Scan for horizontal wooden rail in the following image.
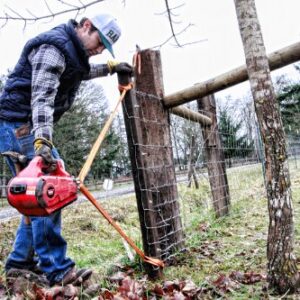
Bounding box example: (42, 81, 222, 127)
(164, 41, 300, 108)
(170, 106, 212, 125)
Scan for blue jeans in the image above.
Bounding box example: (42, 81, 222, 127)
(0, 120, 75, 285)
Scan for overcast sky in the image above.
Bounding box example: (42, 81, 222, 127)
(0, 0, 300, 105)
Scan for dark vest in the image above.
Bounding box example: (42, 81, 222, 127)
(0, 20, 90, 122)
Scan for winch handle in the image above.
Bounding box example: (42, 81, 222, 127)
(17, 156, 71, 178)
(48, 160, 72, 177)
(17, 156, 45, 177)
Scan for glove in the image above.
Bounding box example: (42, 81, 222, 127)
(34, 138, 57, 170)
(107, 60, 133, 75)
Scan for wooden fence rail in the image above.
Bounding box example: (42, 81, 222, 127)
(164, 41, 300, 107)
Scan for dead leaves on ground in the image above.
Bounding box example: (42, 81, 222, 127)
(99, 270, 266, 299)
(211, 271, 266, 294)
(0, 269, 266, 299)
(0, 275, 100, 300)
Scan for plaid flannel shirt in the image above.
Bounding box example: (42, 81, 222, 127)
(28, 44, 109, 141)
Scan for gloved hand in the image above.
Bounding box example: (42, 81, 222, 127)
(107, 60, 133, 75)
(34, 138, 57, 170)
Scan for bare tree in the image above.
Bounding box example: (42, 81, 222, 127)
(0, 0, 104, 29)
(0, 0, 205, 48)
(153, 1, 207, 48)
(234, 0, 299, 294)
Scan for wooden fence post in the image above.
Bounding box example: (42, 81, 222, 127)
(197, 95, 230, 217)
(118, 49, 184, 278)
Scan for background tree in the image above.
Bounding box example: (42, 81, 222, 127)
(54, 80, 123, 180)
(0, 74, 6, 91)
(111, 113, 131, 177)
(0, 75, 9, 198)
(218, 104, 254, 167)
(170, 102, 204, 170)
(277, 83, 300, 135)
(275, 71, 300, 160)
(0, 0, 199, 49)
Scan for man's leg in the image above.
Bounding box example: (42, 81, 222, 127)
(1, 120, 90, 286)
(0, 121, 38, 272)
(5, 217, 37, 271)
(30, 211, 75, 286)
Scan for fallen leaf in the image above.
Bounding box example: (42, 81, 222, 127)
(199, 223, 210, 232)
(99, 288, 114, 299)
(163, 280, 176, 293)
(229, 271, 265, 284)
(182, 279, 198, 297)
(212, 274, 240, 293)
(152, 284, 164, 297)
(172, 290, 186, 300)
(108, 271, 126, 284)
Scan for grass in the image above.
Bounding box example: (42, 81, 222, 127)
(63, 194, 141, 275)
(0, 161, 300, 299)
(0, 198, 9, 209)
(165, 166, 268, 296)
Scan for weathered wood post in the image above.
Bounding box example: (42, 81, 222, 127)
(118, 49, 184, 278)
(197, 95, 230, 217)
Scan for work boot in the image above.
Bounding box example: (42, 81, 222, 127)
(72, 268, 93, 286)
(53, 267, 77, 286)
(30, 264, 44, 275)
(54, 267, 93, 286)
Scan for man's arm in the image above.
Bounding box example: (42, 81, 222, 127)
(83, 63, 110, 80)
(84, 62, 133, 80)
(28, 44, 66, 141)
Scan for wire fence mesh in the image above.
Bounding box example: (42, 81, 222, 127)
(1, 90, 300, 278)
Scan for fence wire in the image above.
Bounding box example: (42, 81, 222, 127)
(170, 96, 300, 262)
(1, 91, 300, 278)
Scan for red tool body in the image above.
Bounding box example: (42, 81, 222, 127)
(7, 156, 78, 216)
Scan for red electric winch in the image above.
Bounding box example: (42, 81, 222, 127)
(7, 156, 78, 216)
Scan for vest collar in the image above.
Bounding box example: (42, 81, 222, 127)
(66, 19, 90, 71)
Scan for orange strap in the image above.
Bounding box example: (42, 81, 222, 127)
(132, 51, 141, 75)
(78, 83, 133, 183)
(119, 82, 134, 92)
(80, 184, 164, 268)
(79, 81, 164, 268)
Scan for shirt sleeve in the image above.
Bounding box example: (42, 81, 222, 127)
(28, 44, 66, 141)
(83, 63, 110, 80)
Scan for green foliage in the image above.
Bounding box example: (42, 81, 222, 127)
(218, 108, 254, 160)
(0, 74, 10, 203)
(53, 81, 125, 179)
(277, 83, 300, 135)
(111, 115, 131, 177)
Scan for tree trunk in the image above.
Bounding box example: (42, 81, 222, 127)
(234, 0, 299, 293)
